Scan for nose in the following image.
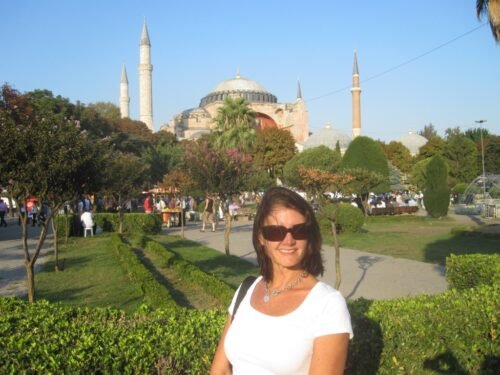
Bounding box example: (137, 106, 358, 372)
(281, 231, 296, 244)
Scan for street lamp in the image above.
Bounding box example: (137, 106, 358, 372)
(475, 120, 487, 205)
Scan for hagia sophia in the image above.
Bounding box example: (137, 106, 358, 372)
(119, 20, 427, 155)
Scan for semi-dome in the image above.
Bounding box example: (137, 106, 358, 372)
(398, 130, 428, 156)
(200, 72, 277, 106)
(303, 123, 352, 151)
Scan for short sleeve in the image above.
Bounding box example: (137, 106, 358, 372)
(312, 290, 353, 339)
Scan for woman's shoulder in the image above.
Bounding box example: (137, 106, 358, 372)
(308, 281, 346, 303)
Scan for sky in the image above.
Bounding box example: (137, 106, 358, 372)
(2, 1, 499, 142)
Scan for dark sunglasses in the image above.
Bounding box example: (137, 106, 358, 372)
(261, 223, 309, 241)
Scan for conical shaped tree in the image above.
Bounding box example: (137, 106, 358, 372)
(423, 155, 450, 218)
(340, 136, 390, 194)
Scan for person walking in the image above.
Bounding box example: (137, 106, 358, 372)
(0, 199, 8, 227)
(201, 193, 216, 232)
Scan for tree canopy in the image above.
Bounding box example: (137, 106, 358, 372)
(340, 136, 390, 194)
(283, 146, 341, 190)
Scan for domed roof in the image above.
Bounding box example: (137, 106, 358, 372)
(398, 130, 428, 156)
(200, 71, 277, 107)
(211, 72, 269, 93)
(303, 123, 352, 150)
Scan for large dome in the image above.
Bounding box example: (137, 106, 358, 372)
(303, 123, 352, 151)
(212, 74, 268, 93)
(398, 130, 428, 156)
(200, 73, 277, 106)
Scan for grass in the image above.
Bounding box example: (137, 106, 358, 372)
(329, 215, 500, 265)
(152, 235, 259, 289)
(36, 233, 143, 314)
(35, 232, 258, 312)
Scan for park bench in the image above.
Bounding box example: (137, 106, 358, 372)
(233, 207, 256, 221)
(370, 205, 419, 216)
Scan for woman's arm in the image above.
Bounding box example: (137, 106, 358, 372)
(309, 333, 349, 375)
(210, 315, 232, 375)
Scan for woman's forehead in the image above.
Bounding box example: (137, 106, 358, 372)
(264, 205, 305, 223)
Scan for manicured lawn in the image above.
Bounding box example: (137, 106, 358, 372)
(36, 233, 143, 314)
(36, 233, 258, 312)
(152, 235, 259, 289)
(331, 215, 500, 265)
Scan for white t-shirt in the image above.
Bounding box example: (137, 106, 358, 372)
(224, 276, 353, 375)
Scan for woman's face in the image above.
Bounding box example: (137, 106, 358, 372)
(260, 206, 309, 272)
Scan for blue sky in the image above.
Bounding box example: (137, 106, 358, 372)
(2, 1, 499, 141)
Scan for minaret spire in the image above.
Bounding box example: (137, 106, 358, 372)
(138, 18, 154, 131)
(119, 64, 130, 118)
(296, 80, 302, 100)
(351, 49, 362, 138)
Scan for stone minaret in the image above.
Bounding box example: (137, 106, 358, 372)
(119, 64, 130, 118)
(138, 19, 154, 131)
(351, 50, 362, 138)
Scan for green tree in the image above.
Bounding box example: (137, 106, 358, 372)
(0, 85, 103, 301)
(424, 155, 450, 218)
(484, 135, 500, 174)
(379, 140, 414, 174)
(477, 0, 500, 43)
(283, 146, 341, 190)
(416, 136, 446, 162)
(99, 152, 149, 233)
(87, 101, 121, 122)
(340, 136, 390, 194)
(444, 133, 479, 186)
(183, 139, 253, 255)
(418, 123, 439, 140)
(254, 127, 297, 181)
(410, 158, 432, 190)
(212, 97, 256, 151)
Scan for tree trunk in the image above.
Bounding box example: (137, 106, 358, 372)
(20, 206, 52, 303)
(25, 259, 35, 303)
(224, 214, 232, 256)
(331, 221, 342, 290)
(181, 209, 185, 239)
(52, 214, 60, 272)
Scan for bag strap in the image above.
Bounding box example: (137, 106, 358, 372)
(231, 276, 257, 322)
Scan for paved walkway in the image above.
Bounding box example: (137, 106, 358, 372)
(164, 219, 448, 300)
(0, 216, 52, 298)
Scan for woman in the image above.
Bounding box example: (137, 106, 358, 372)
(202, 193, 216, 232)
(211, 187, 352, 374)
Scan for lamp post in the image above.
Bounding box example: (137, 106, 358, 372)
(475, 120, 487, 206)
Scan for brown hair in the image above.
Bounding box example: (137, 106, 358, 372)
(252, 186, 324, 281)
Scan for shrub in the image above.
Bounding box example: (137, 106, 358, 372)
(146, 240, 235, 306)
(452, 182, 469, 195)
(58, 213, 162, 236)
(317, 203, 364, 234)
(424, 155, 450, 218)
(1, 283, 497, 374)
(0, 298, 225, 374)
(335, 203, 365, 233)
(446, 253, 500, 291)
(110, 234, 177, 309)
(347, 284, 499, 374)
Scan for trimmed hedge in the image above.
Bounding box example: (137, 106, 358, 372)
(1, 283, 497, 373)
(145, 240, 235, 306)
(446, 253, 500, 291)
(0, 298, 224, 374)
(110, 234, 177, 310)
(349, 284, 499, 374)
(55, 213, 162, 237)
